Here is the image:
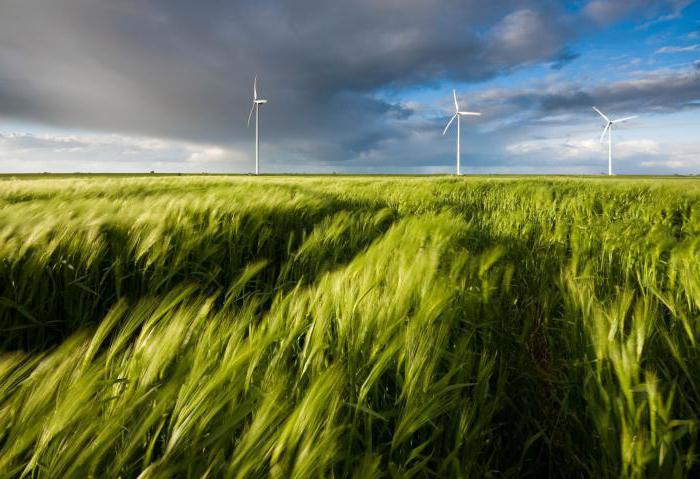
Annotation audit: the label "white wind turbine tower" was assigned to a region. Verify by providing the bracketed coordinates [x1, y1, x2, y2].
[247, 76, 268, 175]
[593, 107, 637, 176]
[443, 89, 481, 175]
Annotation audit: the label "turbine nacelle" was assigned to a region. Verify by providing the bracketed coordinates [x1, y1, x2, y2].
[248, 76, 268, 127]
[443, 89, 482, 136]
[443, 89, 482, 175]
[593, 106, 638, 143]
[451, 89, 481, 115]
[592, 106, 638, 176]
[248, 75, 268, 175]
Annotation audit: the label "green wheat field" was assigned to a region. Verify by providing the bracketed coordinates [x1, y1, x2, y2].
[1, 175, 699, 478]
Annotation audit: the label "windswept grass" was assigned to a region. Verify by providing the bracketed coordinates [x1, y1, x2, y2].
[0, 175, 699, 477]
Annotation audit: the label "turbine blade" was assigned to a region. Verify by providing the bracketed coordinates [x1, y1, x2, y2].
[247, 102, 255, 127]
[459, 111, 482, 116]
[612, 115, 638, 124]
[253, 76, 258, 100]
[599, 123, 610, 143]
[442, 114, 457, 135]
[453, 89, 459, 111]
[592, 106, 610, 122]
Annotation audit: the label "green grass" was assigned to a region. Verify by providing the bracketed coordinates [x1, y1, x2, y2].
[0, 175, 699, 478]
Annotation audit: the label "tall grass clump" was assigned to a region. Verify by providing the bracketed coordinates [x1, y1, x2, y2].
[0, 174, 699, 477]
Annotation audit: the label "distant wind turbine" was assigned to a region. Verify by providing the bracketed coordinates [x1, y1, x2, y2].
[442, 89, 481, 175]
[247, 76, 268, 175]
[592, 107, 637, 176]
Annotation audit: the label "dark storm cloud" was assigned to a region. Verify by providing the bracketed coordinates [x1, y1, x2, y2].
[472, 67, 700, 124]
[0, 0, 688, 166]
[551, 69, 700, 113]
[0, 1, 574, 151]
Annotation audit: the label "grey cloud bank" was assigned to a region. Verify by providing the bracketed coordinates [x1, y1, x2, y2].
[0, 0, 696, 173]
[474, 68, 700, 119]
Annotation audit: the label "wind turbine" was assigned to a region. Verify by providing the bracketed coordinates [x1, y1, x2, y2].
[247, 76, 267, 175]
[442, 89, 481, 175]
[592, 107, 637, 176]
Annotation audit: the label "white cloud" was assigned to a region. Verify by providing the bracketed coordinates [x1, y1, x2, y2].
[186, 146, 242, 164]
[0, 131, 248, 173]
[635, 0, 693, 30]
[506, 137, 661, 159]
[640, 160, 687, 168]
[655, 44, 700, 54]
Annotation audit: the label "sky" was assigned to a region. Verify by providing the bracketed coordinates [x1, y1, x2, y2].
[0, 0, 699, 175]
